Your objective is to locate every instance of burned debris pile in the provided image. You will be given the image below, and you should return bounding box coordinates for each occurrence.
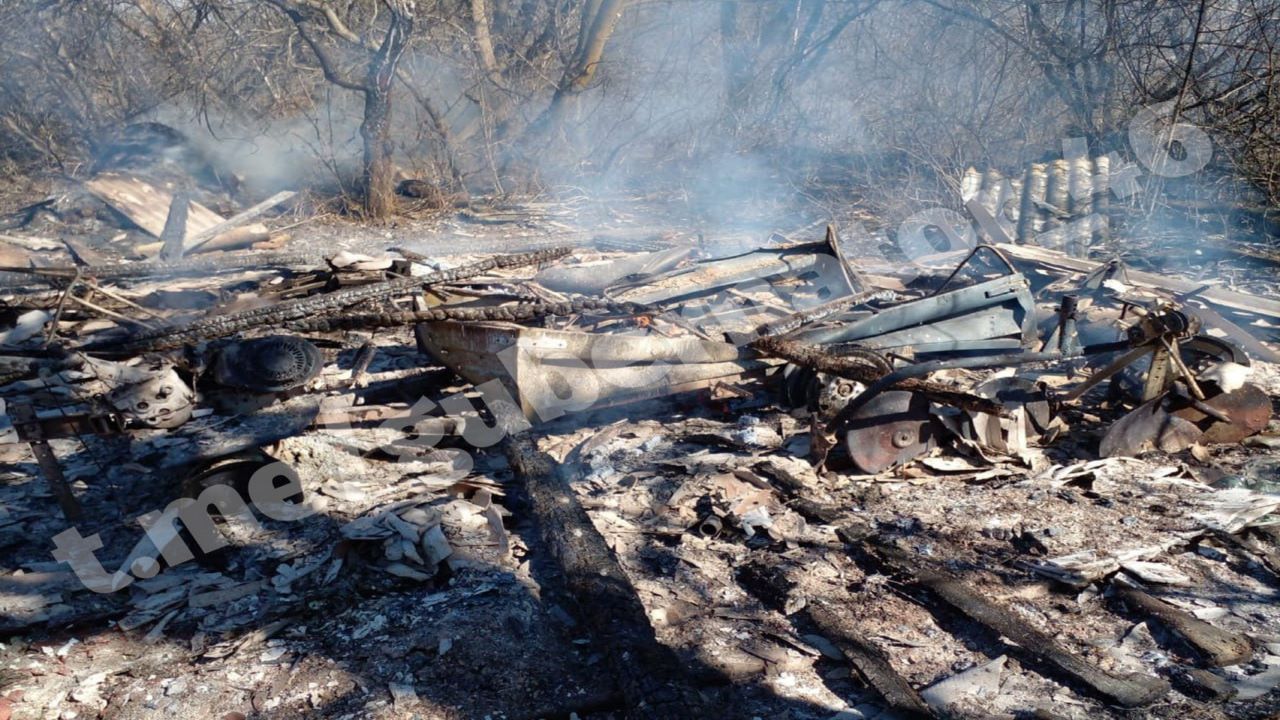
[0,200,1278,719]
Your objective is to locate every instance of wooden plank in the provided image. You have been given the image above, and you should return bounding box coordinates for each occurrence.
[85,174,224,239]
[995,243,1280,320]
[158,190,190,261]
[186,190,296,252]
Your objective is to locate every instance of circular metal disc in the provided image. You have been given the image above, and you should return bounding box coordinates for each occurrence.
[843,390,938,474]
[973,376,1052,438]
[1176,382,1272,445]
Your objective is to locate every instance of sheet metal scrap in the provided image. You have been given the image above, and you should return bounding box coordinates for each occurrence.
[754,245,1272,471]
[790,245,1037,355]
[534,246,695,295]
[417,321,779,419]
[411,230,863,418]
[607,226,863,330]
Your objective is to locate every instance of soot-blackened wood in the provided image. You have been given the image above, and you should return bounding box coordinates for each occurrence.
[1215,529,1280,580]
[735,553,934,719]
[871,542,1170,708]
[1168,665,1238,702]
[505,433,703,720]
[1114,586,1253,667]
[806,600,936,719]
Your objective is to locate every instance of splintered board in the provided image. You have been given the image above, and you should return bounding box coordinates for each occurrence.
[85,173,225,240]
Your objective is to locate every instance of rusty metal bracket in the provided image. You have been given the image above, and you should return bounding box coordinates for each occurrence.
[8,402,81,521]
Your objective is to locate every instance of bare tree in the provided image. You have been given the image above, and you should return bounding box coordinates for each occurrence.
[3,0,1279,212]
[265,0,416,218]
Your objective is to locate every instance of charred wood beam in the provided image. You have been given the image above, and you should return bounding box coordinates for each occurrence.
[868,541,1170,708]
[94,247,571,352]
[0,251,323,284]
[805,600,936,719]
[736,554,935,718]
[1212,529,1280,580]
[749,337,1007,417]
[1112,585,1253,667]
[1168,665,1237,702]
[284,298,649,331]
[505,430,706,719]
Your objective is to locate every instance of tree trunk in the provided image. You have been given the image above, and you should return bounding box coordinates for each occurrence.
[361,86,396,219]
[360,3,414,219]
[533,0,629,140]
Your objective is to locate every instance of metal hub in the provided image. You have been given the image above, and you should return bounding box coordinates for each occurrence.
[891,428,916,448]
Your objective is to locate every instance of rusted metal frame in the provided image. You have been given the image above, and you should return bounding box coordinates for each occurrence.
[1161,336,1205,400]
[8,402,82,520]
[832,349,1067,426]
[749,337,1007,417]
[794,272,1038,353]
[824,317,1198,434]
[1059,345,1155,402]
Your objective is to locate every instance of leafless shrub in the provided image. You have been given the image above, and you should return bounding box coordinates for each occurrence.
[0,0,1277,215]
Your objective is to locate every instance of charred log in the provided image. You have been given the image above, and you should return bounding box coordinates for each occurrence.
[505,429,708,719]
